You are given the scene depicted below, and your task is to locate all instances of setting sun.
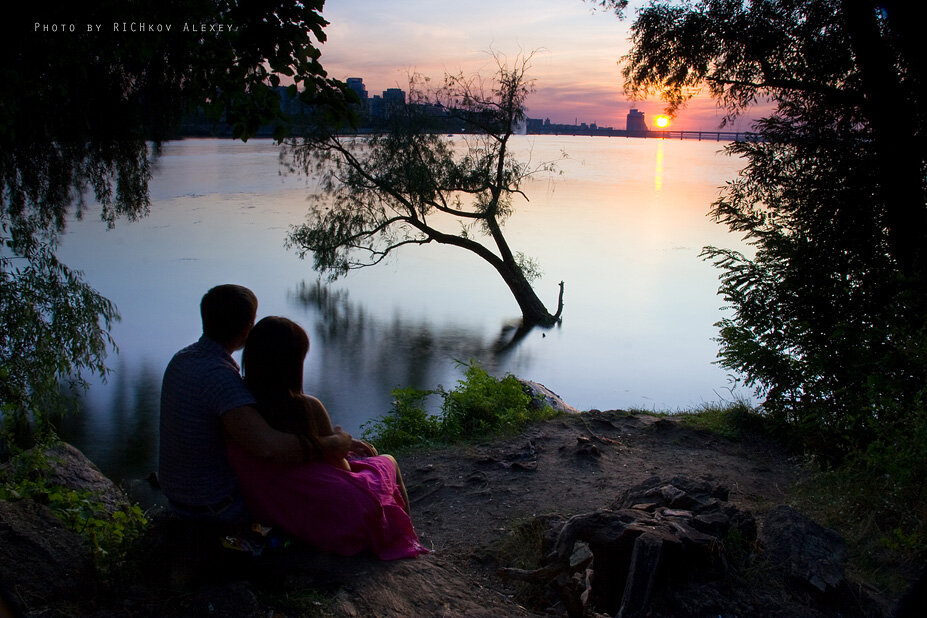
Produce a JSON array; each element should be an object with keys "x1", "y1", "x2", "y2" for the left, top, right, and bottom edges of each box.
[{"x1": 655, "y1": 115, "x2": 670, "y2": 128}]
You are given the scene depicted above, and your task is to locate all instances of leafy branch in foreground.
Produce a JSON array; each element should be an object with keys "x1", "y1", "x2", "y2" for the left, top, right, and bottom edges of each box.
[
  {"x1": 1, "y1": 244, "x2": 119, "y2": 447},
  {"x1": 285, "y1": 52, "x2": 565, "y2": 329}
]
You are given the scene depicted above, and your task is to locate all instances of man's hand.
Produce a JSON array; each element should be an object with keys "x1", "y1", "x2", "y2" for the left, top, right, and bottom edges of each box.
[
  {"x1": 349, "y1": 439, "x2": 378, "y2": 457},
  {"x1": 318, "y1": 426, "x2": 353, "y2": 461}
]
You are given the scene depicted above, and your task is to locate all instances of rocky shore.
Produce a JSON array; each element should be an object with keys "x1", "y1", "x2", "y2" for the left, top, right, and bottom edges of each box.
[{"x1": 0, "y1": 407, "x2": 916, "y2": 617}]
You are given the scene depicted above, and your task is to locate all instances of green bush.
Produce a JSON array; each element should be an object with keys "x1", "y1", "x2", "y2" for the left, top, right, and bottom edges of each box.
[
  {"x1": 441, "y1": 363, "x2": 537, "y2": 438},
  {"x1": 362, "y1": 361, "x2": 558, "y2": 451},
  {"x1": 361, "y1": 387, "x2": 443, "y2": 452}
]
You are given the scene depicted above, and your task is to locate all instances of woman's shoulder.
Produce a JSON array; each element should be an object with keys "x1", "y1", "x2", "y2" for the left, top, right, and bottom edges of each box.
[
  {"x1": 293, "y1": 394, "x2": 327, "y2": 414},
  {"x1": 289, "y1": 393, "x2": 320, "y2": 409}
]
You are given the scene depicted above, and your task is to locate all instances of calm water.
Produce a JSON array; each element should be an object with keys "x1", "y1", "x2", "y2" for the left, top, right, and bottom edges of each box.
[{"x1": 56, "y1": 136, "x2": 749, "y2": 480}]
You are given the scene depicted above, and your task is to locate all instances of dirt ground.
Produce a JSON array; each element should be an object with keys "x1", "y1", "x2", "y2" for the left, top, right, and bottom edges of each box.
[
  {"x1": 246, "y1": 409, "x2": 889, "y2": 618},
  {"x1": 403, "y1": 409, "x2": 797, "y2": 556}
]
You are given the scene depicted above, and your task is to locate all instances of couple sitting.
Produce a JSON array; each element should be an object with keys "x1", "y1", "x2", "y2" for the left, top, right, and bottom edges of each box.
[{"x1": 159, "y1": 284, "x2": 426, "y2": 560}]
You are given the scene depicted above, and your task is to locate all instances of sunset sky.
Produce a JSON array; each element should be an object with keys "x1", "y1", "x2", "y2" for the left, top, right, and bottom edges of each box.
[{"x1": 318, "y1": 0, "x2": 761, "y2": 132}]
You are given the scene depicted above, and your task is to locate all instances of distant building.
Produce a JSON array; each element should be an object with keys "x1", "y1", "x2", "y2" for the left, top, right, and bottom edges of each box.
[
  {"x1": 522, "y1": 116, "x2": 618, "y2": 136},
  {"x1": 346, "y1": 77, "x2": 368, "y2": 103},
  {"x1": 382, "y1": 88, "x2": 405, "y2": 106},
  {"x1": 368, "y1": 87, "x2": 407, "y2": 121},
  {"x1": 272, "y1": 86, "x2": 304, "y2": 116},
  {"x1": 626, "y1": 108, "x2": 648, "y2": 132},
  {"x1": 526, "y1": 117, "x2": 545, "y2": 132}
]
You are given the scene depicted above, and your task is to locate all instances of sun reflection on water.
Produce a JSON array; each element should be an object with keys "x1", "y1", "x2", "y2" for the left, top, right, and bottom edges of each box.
[{"x1": 654, "y1": 139, "x2": 664, "y2": 192}]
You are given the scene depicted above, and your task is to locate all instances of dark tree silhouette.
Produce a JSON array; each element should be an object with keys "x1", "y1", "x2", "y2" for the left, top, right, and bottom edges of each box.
[
  {"x1": 1, "y1": 0, "x2": 352, "y2": 434},
  {"x1": 613, "y1": 0, "x2": 926, "y2": 460},
  {"x1": 285, "y1": 54, "x2": 565, "y2": 329}
]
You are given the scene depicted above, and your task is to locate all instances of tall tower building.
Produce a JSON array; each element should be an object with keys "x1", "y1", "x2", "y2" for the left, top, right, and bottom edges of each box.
[{"x1": 626, "y1": 108, "x2": 648, "y2": 132}]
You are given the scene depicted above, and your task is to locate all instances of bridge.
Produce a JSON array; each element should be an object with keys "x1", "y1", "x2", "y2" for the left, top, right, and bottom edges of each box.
[
  {"x1": 526, "y1": 128, "x2": 761, "y2": 142},
  {"x1": 627, "y1": 130, "x2": 760, "y2": 142}
]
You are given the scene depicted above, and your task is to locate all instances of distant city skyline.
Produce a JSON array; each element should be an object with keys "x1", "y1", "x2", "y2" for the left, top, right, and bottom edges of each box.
[
  {"x1": 341, "y1": 76, "x2": 673, "y2": 134},
  {"x1": 317, "y1": 0, "x2": 764, "y2": 132}
]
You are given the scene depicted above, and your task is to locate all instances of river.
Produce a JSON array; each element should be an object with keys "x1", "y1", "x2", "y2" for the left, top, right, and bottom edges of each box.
[{"x1": 55, "y1": 135, "x2": 750, "y2": 480}]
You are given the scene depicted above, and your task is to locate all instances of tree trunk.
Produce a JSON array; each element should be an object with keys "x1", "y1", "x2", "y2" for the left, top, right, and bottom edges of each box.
[
  {"x1": 494, "y1": 258, "x2": 559, "y2": 327},
  {"x1": 842, "y1": 0, "x2": 927, "y2": 277},
  {"x1": 405, "y1": 219, "x2": 562, "y2": 328},
  {"x1": 481, "y1": 213, "x2": 561, "y2": 327}
]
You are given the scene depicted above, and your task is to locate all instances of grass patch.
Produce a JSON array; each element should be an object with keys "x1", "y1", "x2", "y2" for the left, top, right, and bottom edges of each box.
[
  {"x1": 627, "y1": 399, "x2": 766, "y2": 441},
  {"x1": 674, "y1": 400, "x2": 766, "y2": 440},
  {"x1": 362, "y1": 361, "x2": 560, "y2": 452},
  {"x1": 492, "y1": 514, "x2": 564, "y2": 609}
]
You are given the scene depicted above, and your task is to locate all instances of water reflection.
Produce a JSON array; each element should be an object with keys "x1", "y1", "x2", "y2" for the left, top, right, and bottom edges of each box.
[
  {"x1": 58, "y1": 279, "x2": 545, "y2": 481},
  {"x1": 289, "y1": 280, "x2": 499, "y2": 432},
  {"x1": 654, "y1": 140, "x2": 664, "y2": 192},
  {"x1": 56, "y1": 361, "x2": 161, "y2": 480}
]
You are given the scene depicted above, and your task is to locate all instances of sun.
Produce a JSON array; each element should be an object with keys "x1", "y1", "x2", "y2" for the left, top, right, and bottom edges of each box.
[{"x1": 655, "y1": 115, "x2": 670, "y2": 128}]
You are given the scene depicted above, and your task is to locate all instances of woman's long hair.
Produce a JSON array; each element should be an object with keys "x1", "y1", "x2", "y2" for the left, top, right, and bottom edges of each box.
[{"x1": 242, "y1": 316, "x2": 310, "y2": 434}]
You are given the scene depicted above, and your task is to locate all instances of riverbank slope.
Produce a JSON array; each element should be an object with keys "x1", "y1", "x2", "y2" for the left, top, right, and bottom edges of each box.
[{"x1": 1, "y1": 409, "x2": 910, "y2": 617}]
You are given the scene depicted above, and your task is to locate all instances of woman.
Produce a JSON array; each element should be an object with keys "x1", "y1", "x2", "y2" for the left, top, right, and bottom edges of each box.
[{"x1": 226, "y1": 316, "x2": 426, "y2": 560}]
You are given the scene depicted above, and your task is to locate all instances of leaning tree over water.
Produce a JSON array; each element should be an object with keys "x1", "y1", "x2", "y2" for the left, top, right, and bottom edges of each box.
[{"x1": 285, "y1": 54, "x2": 565, "y2": 330}]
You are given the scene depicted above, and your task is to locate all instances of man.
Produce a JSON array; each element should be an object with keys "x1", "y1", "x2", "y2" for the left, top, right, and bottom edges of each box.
[{"x1": 159, "y1": 284, "x2": 362, "y2": 524}]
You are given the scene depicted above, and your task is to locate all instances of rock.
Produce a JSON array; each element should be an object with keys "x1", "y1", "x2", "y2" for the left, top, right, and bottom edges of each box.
[
  {"x1": 553, "y1": 510, "x2": 638, "y2": 563},
  {"x1": 535, "y1": 476, "x2": 756, "y2": 617},
  {"x1": 692, "y1": 510, "x2": 731, "y2": 536},
  {"x1": 617, "y1": 532, "x2": 664, "y2": 618},
  {"x1": 569, "y1": 541, "x2": 594, "y2": 569},
  {"x1": 0, "y1": 498, "x2": 96, "y2": 612},
  {"x1": 125, "y1": 471, "x2": 170, "y2": 514},
  {"x1": 573, "y1": 436, "x2": 601, "y2": 460},
  {"x1": 0, "y1": 442, "x2": 133, "y2": 515},
  {"x1": 761, "y1": 505, "x2": 847, "y2": 594},
  {"x1": 617, "y1": 475, "x2": 728, "y2": 512},
  {"x1": 0, "y1": 442, "x2": 135, "y2": 615},
  {"x1": 519, "y1": 379, "x2": 580, "y2": 415}
]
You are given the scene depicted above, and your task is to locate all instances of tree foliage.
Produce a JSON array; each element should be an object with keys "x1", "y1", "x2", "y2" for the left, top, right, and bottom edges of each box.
[
  {"x1": 1, "y1": 0, "x2": 351, "y2": 438},
  {"x1": 285, "y1": 53, "x2": 564, "y2": 328},
  {"x1": 622, "y1": 0, "x2": 926, "y2": 459}
]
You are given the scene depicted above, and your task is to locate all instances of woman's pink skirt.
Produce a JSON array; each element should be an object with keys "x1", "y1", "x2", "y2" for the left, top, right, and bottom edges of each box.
[{"x1": 228, "y1": 446, "x2": 427, "y2": 560}]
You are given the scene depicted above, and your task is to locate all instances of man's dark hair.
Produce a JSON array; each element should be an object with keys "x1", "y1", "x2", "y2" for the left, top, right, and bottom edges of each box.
[{"x1": 200, "y1": 284, "x2": 258, "y2": 345}]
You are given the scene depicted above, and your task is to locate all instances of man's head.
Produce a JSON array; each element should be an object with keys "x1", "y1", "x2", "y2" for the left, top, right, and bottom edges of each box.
[{"x1": 200, "y1": 284, "x2": 258, "y2": 349}]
